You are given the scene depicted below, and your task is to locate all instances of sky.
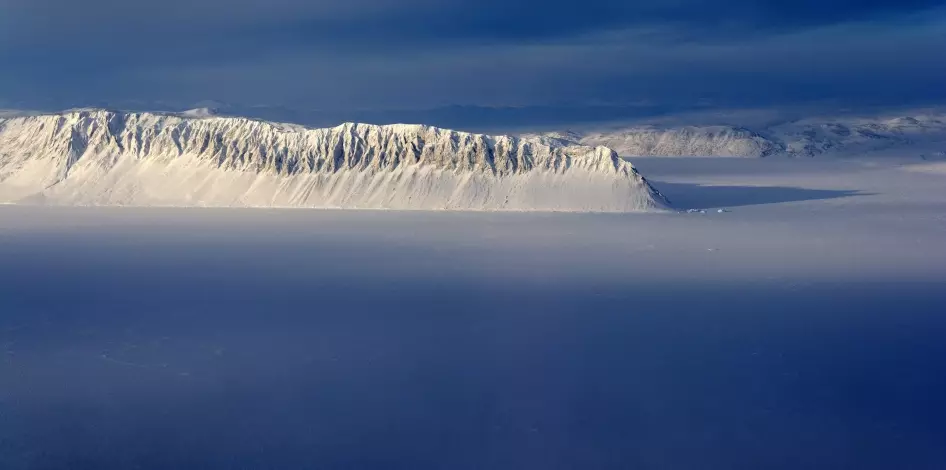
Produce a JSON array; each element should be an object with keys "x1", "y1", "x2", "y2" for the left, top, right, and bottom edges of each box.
[{"x1": 1, "y1": 0, "x2": 945, "y2": 127}]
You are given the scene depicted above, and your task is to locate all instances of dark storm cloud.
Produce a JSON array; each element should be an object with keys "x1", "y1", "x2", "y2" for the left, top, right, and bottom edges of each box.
[
  {"x1": 1, "y1": 0, "x2": 944, "y2": 123},
  {"x1": 255, "y1": 0, "x2": 946, "y2": 46},
  {"x1": 3, "y1": 0, "x2": 942, "y2": 44}
]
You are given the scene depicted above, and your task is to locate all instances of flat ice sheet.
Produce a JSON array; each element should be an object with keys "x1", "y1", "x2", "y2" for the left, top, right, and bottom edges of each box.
[{"x1": 1, "y1": 158, "x2": 945, "y2": 469}]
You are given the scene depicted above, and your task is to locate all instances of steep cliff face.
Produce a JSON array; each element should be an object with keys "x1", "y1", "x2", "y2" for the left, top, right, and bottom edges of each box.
[{"x1": 0, "y1": 110, "x2": 668, "y2": 212}]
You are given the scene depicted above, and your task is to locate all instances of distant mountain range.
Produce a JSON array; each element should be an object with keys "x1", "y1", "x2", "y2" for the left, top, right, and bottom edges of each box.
[{"x1": 528, "y1": 113, "x2": 946, "y2": 158}]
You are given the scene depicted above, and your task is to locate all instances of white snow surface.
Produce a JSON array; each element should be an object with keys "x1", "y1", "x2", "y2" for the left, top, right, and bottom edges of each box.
[
  {"x1": 2, "y1": 157, "x2": 946, "y2": 470},
  {"x1": 0, "y1": 110, "x2": 667, "y2": 212},
  {"x1": 528, "y1": 112, "x2": 946, "y2": 158}
]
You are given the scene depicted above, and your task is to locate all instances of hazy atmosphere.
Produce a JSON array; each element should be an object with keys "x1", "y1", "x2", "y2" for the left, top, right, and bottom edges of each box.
[
  {"x1": 2, "y1": 0, "x2": 945, "y2": 127},
  {"x1": 2, "y1": 0, "x2": 946, "y2": 469}
]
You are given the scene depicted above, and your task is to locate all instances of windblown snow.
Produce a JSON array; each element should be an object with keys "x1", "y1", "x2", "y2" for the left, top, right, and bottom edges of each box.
[{"x1": 0, "y1": 110, "x2": 667, "y2": 212}]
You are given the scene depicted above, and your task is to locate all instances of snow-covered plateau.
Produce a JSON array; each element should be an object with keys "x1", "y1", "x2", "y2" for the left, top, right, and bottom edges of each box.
[{"x1": 0, "y1": 110, "x2": 667, "y2": 212}]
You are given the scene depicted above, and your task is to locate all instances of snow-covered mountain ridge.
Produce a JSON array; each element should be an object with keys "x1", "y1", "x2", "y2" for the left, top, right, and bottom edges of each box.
[
  {"x1": 0, "y1": 110, "x2": 667, "y2": 211},
  {"x1": 530, "y1": 126, "x2": 784, "y2": 158},
  {"x1": 528, "y1": 112, "x2": 946, "y2": 158}
]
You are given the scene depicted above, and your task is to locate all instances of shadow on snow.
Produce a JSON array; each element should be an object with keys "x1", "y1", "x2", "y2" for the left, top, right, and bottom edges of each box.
[{"x1": 650, "y1": 181, "x2": 868, "y2": 209}]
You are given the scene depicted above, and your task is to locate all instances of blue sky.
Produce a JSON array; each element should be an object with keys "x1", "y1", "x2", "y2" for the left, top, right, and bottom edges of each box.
[{"x1": 1, "y1": 0, "x2": 944, "y2": 126}]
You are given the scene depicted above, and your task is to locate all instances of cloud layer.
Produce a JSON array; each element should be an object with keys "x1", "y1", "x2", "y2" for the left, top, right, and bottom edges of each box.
[{"x1": 2, "y1": 0, "x2": 944, "y2": 125}]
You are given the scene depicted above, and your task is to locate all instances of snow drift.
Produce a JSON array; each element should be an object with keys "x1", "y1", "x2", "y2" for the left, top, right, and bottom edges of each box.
[{"x1": 0, "y1": 110, "x2": 668, "y2": 212}]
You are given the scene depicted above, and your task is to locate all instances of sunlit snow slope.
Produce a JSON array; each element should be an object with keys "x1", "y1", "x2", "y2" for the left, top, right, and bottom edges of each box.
[{"x1": 0, "y1": 110, "x2": 668, "y2": 212}]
